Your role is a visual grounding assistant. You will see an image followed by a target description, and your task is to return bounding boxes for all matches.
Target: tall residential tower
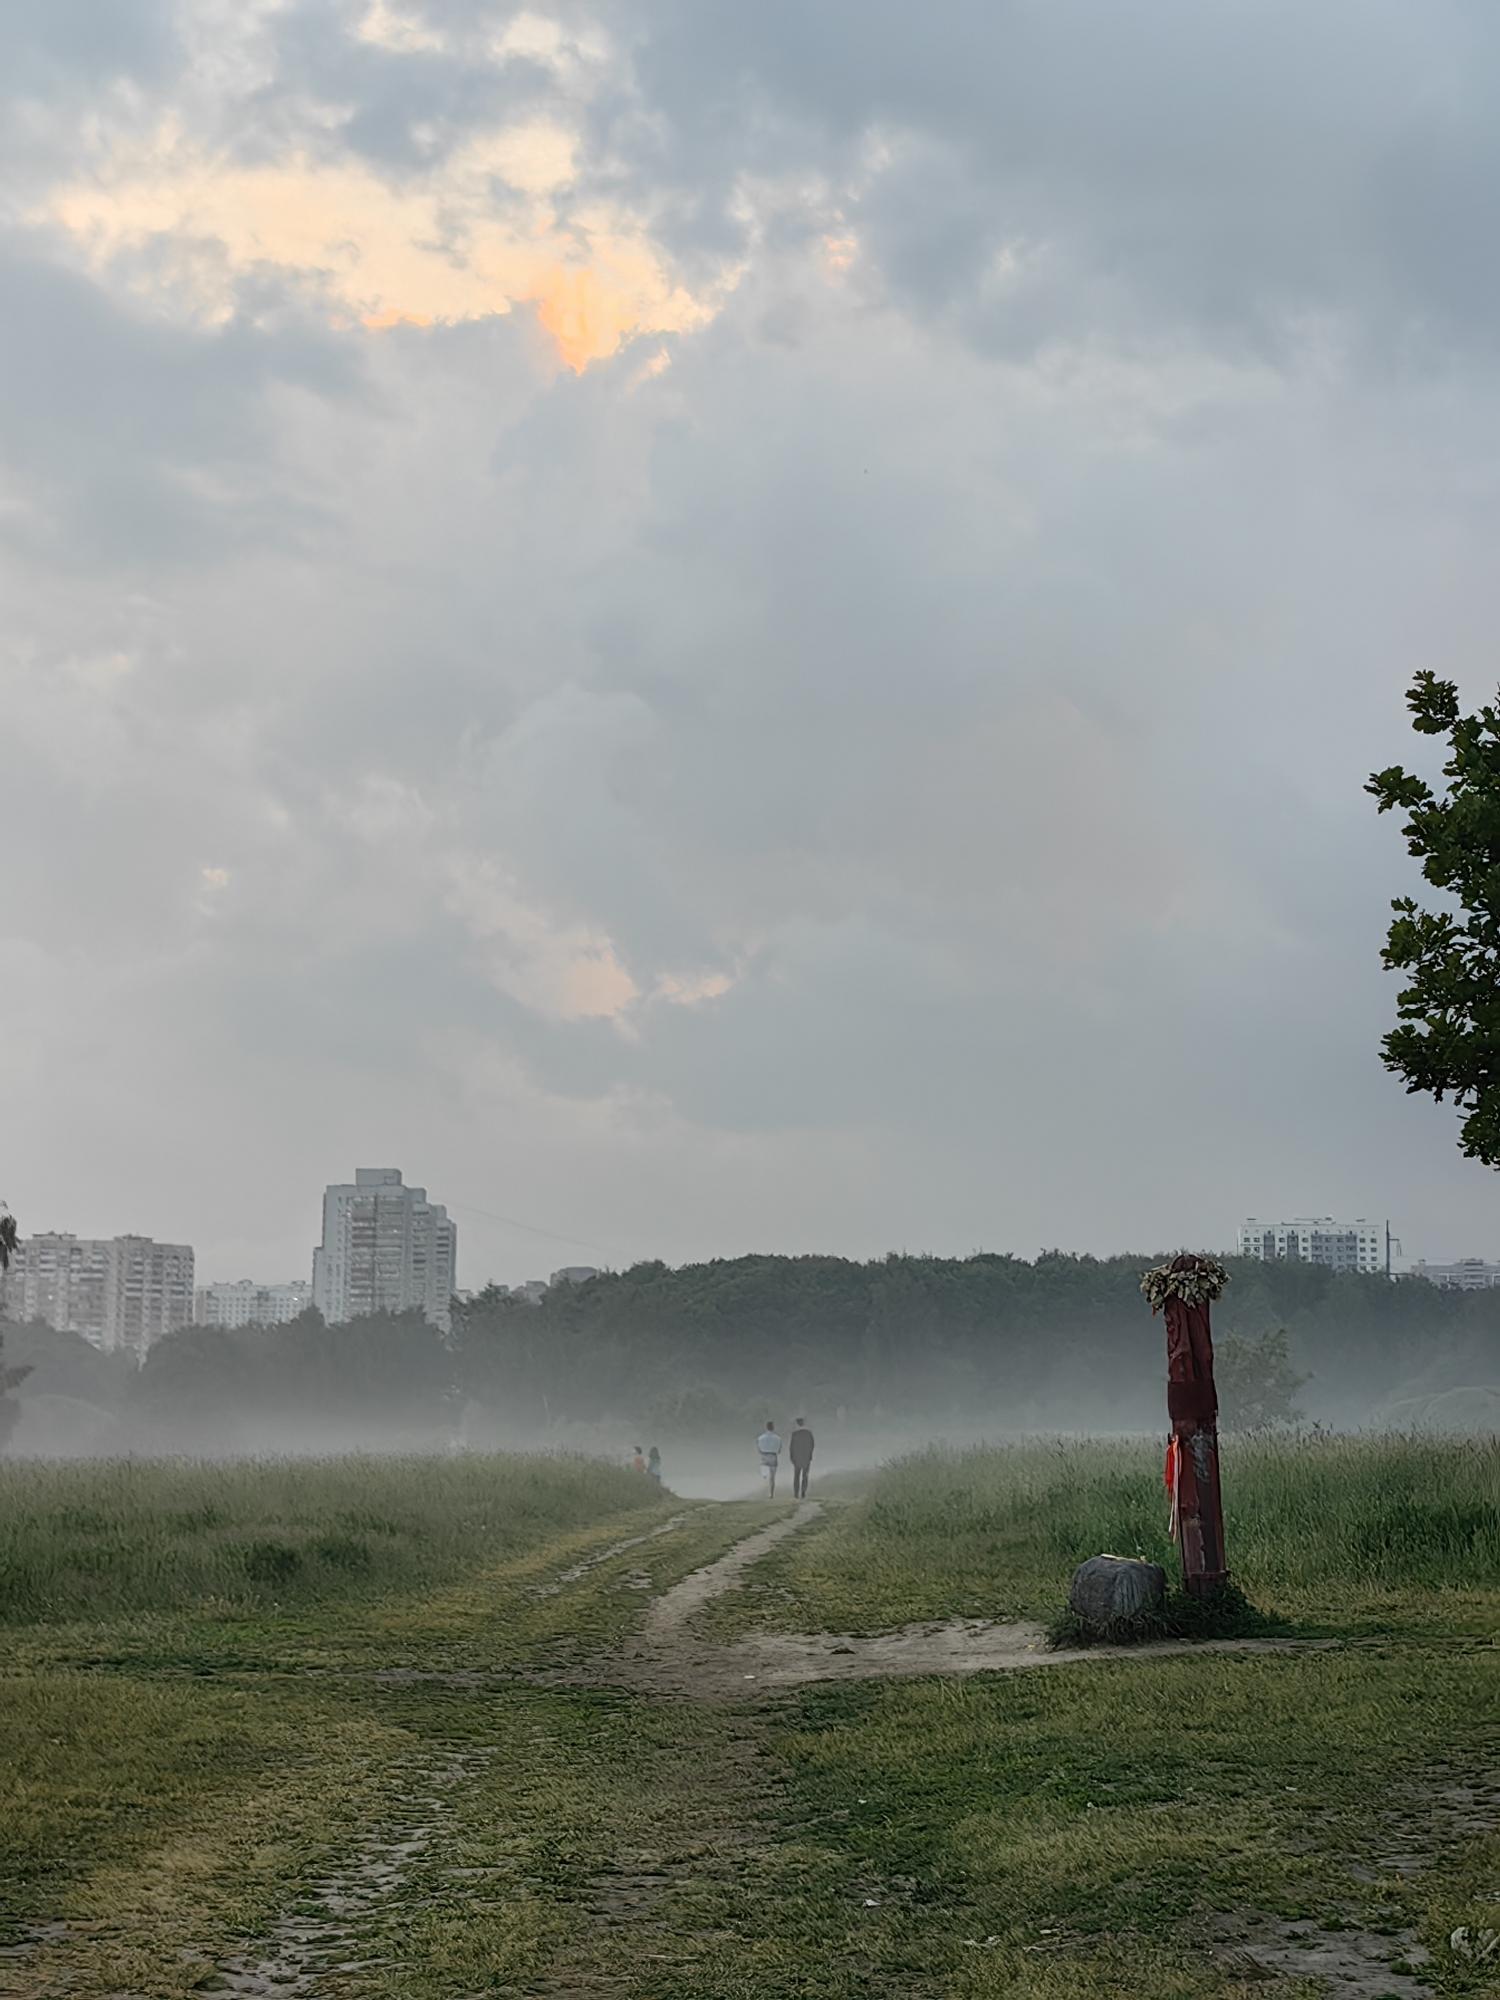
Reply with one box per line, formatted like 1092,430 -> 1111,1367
311,1169 -> 457,1330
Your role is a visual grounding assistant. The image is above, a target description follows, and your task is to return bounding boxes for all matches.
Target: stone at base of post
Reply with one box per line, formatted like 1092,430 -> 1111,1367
1175,1426 -> 1228,1597
1069,1554 -> 1167,1636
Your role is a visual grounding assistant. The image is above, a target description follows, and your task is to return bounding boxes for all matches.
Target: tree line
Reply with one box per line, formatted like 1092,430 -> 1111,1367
450,1251 -> 1497,1435
4,1250 -> 1497,1454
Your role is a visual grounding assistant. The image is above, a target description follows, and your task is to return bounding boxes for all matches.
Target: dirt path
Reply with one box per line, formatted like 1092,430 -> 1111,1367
561,1503 -> 1335,1698
642,1503 -> 820,1636
715,1616 -> 1336,1688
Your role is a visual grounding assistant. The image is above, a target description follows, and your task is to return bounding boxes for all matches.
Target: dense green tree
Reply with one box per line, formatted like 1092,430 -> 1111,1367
1213,1327 -> 1307,1431
1368,671 -> 1500,1165
0,1320 -> 133,1404
135,1308 -> 455,1451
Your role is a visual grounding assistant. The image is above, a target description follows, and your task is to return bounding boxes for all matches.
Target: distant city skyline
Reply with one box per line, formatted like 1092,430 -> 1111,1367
9,1180 -> 1499,1301
9,1178 -> 1500,1356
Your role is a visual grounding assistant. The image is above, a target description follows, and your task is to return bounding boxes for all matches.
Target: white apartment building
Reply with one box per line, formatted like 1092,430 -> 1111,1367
3,1232 -> 109,1339
1237,1217 -> 1385,1275
1409,1258 -> 1500,1292
1,1232 -> 195,1360
311,1169 -> 457,1331
194,1279 -> 312,1329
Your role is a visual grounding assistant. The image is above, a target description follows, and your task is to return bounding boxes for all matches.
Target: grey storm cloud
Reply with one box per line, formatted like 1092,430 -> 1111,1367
1,0 -> 1497,1285
617,0 -> 1500,360
0,235 -> 363,564
1,0 -> 178,91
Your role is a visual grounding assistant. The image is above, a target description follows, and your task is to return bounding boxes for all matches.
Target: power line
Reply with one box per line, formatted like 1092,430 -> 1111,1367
443,1197 -> 612,1261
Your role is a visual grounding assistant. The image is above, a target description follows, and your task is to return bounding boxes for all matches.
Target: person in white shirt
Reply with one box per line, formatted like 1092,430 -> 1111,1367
756,1422 -> 782,1498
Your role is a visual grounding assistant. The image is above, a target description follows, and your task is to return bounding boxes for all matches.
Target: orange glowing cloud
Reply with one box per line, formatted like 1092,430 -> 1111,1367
443,855 -> 642,1024
531,260 -> 706,374
534,266 -> 634,376
40,126 -> 728,371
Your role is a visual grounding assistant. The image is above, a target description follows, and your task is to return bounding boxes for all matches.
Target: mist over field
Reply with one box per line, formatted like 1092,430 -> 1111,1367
8,1252 -> 1497,1477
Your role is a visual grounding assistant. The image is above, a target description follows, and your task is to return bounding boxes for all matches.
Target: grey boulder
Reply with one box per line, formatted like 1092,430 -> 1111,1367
1068,1554 -> 1167,1632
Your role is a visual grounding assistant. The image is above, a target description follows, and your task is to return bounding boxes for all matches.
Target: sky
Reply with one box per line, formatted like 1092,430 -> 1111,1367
4,0 -> 1500,1288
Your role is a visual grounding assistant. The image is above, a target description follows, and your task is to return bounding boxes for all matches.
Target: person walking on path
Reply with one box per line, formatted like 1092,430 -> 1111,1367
757,1421 -> 782,1498
647,1445 -> 662,1485
789,1418 -> 815,1499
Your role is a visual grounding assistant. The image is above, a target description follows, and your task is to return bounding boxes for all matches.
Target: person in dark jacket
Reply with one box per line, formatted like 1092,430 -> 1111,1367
789,1418 -> 815,1499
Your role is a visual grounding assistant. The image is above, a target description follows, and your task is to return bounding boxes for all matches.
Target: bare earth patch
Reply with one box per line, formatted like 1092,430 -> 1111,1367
527,1513 -> 690,1598
716,1618 -> 1335,1690
1216,1916 -> 1433,1999
0,1918 -> 74,1987
198,1749 -> 490,1997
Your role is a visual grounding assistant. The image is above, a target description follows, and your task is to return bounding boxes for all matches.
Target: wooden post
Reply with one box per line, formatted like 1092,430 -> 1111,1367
1143,1253 -> 1229,1597
1171,1413 -> 1227,1596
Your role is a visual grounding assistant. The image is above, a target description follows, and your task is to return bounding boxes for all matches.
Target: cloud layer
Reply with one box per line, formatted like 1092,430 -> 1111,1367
5,1 -> 1499,1284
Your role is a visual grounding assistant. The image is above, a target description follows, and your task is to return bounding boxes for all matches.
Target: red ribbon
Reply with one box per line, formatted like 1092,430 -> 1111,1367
1164,1436 -> 1181,1541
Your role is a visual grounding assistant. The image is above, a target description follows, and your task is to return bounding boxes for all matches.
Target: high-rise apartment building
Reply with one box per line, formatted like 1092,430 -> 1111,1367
1,1233 -> 195,1360
194,1279 -> 312,1329
311,1169 -> 457,1331
2,1233 -> 109,1340
1237,1217 -> 1385,1274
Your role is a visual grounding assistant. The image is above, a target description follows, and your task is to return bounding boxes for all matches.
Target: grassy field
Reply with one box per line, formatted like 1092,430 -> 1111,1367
3,1436 -> 1498,1999
698,1433 -> 1500,1640
0,1450 -> 660,1621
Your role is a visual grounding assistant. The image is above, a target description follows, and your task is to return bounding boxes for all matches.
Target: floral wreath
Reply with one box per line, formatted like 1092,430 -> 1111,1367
1139,1256 -> 1230,1313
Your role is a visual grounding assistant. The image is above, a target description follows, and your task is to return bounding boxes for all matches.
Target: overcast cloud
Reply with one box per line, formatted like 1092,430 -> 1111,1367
4,0 -> 1499,1286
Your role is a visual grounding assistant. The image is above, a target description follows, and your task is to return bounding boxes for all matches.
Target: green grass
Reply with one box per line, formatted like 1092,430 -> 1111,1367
5,1435 -> 1500,1998
0,1450 -> 661,1622
1,1672 -> 408,1988
771,1646 -> 1500,1997
0,1449 -> 737,1992
699,1433 -> 1500,1641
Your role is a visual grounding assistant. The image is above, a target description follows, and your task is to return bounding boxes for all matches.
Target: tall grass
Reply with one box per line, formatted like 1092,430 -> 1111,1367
721,1432 -> 1500,1637
867,1433 -> 1500,1594
0,1451 -> 663,1624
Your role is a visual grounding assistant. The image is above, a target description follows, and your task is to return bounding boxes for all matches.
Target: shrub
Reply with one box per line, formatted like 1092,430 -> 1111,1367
242,1540 -> 303,1585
